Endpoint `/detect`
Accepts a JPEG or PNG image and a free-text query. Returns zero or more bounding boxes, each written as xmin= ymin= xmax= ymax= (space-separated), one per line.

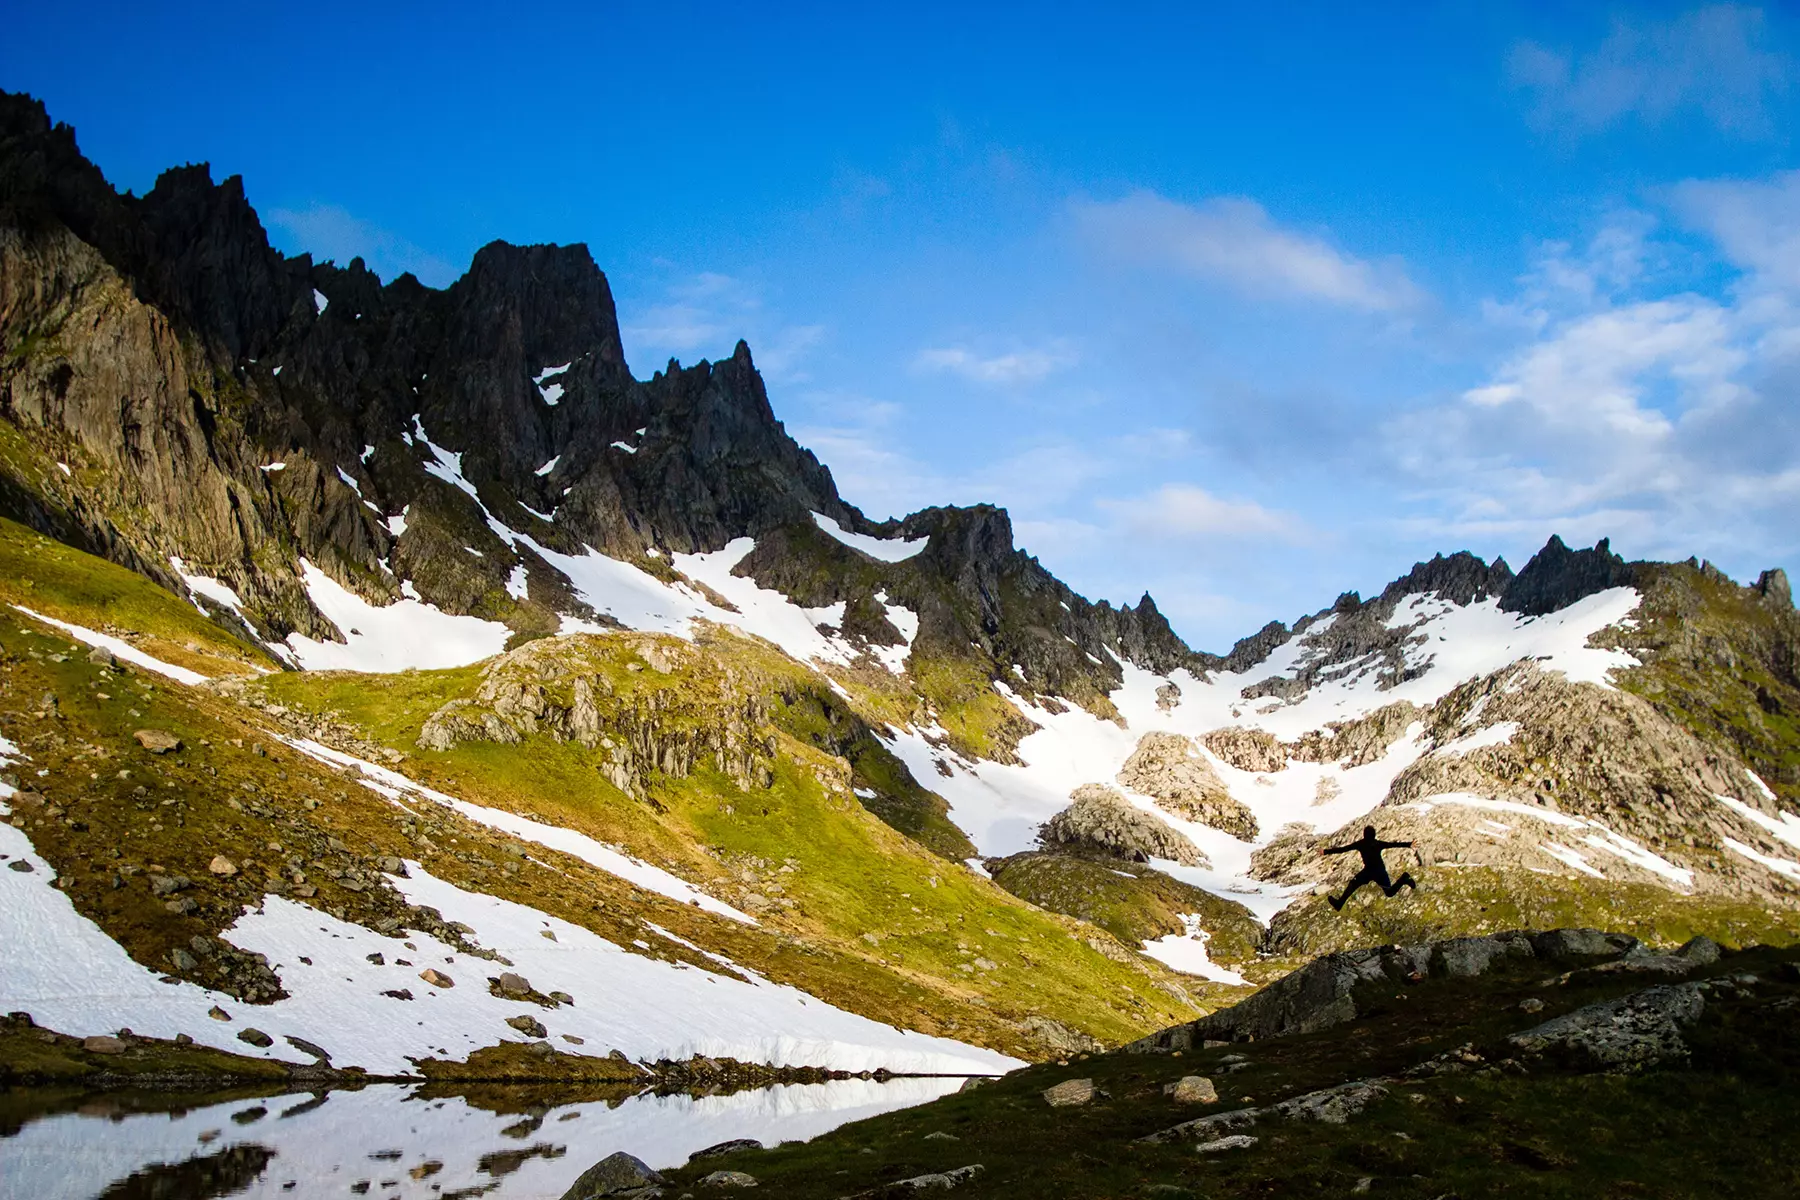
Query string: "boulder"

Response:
xmin=87 ymin=646 xmax=118 ymax=669
xmin=1430 ymin=932 xmax=1533 ymax=978
xmin=1528 ymin=928 xmax=1634 ymax=962
xmin=419 ymin=968 xmax=454 ymax=988
xmin=133 ymin=729 xmax=182 ymax=754
xmin=839 ymin=1165 xmax=984 ymax=1197
xmin=1164 ymin=1076 xmax=1218 ymax=1104
xmin=557 ymin=1151 xmax=664 ymax=1199
xmin=698 ymin=1171 xmax=758 ymax=1187
xmin=506 ymin=1014 xmax=548 ymax=1039
xmin=83 ymin=1035 xmax=127 ymax=1054
xmin=236 ymin=1028 xmax=273 ymax=1048
xmin=688 ymin=1140 xmax=762 ymax=1164
xmin=495 ymin=971 xmax=533 ymax=996
xmin=208 ymin=855 xmax=238 ymax=876
xmin=1043 ymin=1078 xmax=1096 ymax=1107
xmin=1195 ymin=1134 xmax=1258 ymax=1154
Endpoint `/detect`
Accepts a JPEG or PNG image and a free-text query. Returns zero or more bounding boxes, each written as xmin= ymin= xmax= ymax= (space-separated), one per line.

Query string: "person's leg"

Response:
xmin=1382 ymin=872 xmax=1417 ymax=896
xmin=1330 ymin=869 xmax=1377 ymax=910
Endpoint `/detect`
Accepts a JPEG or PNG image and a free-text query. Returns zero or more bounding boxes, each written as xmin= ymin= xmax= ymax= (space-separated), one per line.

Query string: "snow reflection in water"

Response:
xmin=2 ymin=1076 xmax=964 ymax=1199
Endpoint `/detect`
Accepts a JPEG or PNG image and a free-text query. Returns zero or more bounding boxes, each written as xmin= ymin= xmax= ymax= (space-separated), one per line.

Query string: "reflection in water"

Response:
xmin=0 ymin=1076 xmax=963 ymax=1199
xmin=94 ymin=1144 xmax=276 ymax=1200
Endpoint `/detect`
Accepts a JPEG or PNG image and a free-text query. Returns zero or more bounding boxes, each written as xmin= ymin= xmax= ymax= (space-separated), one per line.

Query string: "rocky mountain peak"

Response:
xmin=1499 ymin=535 xmax=1636 ymax=616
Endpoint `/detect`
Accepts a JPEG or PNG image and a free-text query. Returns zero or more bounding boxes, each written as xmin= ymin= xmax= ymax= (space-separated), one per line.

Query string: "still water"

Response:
xmin=2 ymin=1076 xmax=963 ymax=1198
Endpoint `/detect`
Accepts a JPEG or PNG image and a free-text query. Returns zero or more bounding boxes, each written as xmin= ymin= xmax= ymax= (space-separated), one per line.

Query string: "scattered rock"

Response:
xmin=285 ymin=1036 xmax=331 ymax=1062
xmin=495 ymin=971 xmax=533 ymax=997
xmin=168 ymin=948 xmax=199 ymax=972
xmin=556 ymin=1150 xmax=663 ymax=1199
xmin=550 ymin=990 xmax=575 ymax=1005
xmin=419 ymin=968 xmax=454 ymax=988
xmin=381 ymin=989 xmax=414 ymax=1001
xmin=1164 ymin=1076 xmax=1218 ymax=1104
xmin=6 ymin=859 xmax=33 ymax=873
xmin=1195 ymin=1134 xmax=1258 ymax=1154
xmin=1043 ymin=1078 xmax=1096 ymax=1107
xmin=149 ymin=874 xmax=192 ymax=896
xmin=1518 ymin=997 xmax=1545 ymax=1013
xmin=922 ymin=1131 xmax=959 ymax=1141
xmin=83 ymin=1035 xmax=127 ymax=1054
xmin=133 ymin=729 xmax=182 ymax=754
xmin=87 ymin=646 xmax=118 ymax=669
xmin=208 ymin=856 xmax=238 ymax=876
xmin=208 ymin=1005 xmax=231 ymax=1021
xmin=698 ymin=1170 xmax=758 ymax=1187
xmin=506 ymin=1014 xmax=548 ymax=1038
xmin=688 ymin=1140 xmax=762 ymax=1164
xmin=164 ymin=897 xmax=198 ymax=915
xmin=236 ymin=1028 xmax=274 ymax=1048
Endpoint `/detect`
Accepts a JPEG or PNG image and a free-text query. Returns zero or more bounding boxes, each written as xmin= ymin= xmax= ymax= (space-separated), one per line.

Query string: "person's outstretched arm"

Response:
xmin=1322 ymin=844 xmax=1356 ymax=855
xmin=1375 ymin=839 xmax=1414 ymax=850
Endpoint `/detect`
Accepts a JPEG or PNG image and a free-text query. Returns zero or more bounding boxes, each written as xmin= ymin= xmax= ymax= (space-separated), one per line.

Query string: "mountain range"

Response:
xmin=2 ymin=89 xmax=1798 ymax=1095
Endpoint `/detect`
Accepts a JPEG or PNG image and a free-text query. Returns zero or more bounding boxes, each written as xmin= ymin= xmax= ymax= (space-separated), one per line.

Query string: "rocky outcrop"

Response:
xmin=417 ymin=633 xmax=777 ymax=796
xmin=1040 ymin=784 xmax=1206 ymax=866
xmin=1200 ymin=727 xmax=1286 ymax=773
xmin=1506 ymin=982 xmax=1707 ymax=1070
xmin=1116 ymin=732 xmax=1259 ymax=839
xmin=1128 ymin=928 xmax=1635 ymax=1051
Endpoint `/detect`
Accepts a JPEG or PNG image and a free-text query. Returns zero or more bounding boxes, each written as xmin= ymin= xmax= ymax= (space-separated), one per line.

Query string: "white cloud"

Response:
xmin=1670 ymin=170 xmax=1800 ymax=289
xmin=1387 ymin=202 xmax=1800 ymax=567
xmin=1098 ymin=484 xmax=1302 ymax=543
xmin=1071 ymin=190 xmax=1422 ymax=312
xmin=266 ymin=203 xmax=457 ymax=287
xmin=913 ymin=342 xmax=1077 ymax=385
xmin=1509 ymin=5 xmax=1791 ymax=136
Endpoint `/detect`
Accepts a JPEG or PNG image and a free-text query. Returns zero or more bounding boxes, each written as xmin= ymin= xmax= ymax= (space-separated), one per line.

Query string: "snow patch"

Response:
xmin=312 ymin=288 xmax=328 ymax=313
xmin=11 ymin=605 xmax=208 ymax=686
xmin=284 ymin=560 xmax=511 ymax=672
xmin=1140 ymin=915 xmax=1248 ymax=985
xmin=811 ymin=512 xmax=930 ymax=563
xmin=534 ymin=362 xmax=570 ymax=406
xmin=535 ymin=455 xmax=561 ymax=476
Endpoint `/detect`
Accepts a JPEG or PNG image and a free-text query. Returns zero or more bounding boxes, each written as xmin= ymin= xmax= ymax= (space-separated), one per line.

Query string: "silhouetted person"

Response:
xmin=1324 ymin=825 xmax=1417 ymax=910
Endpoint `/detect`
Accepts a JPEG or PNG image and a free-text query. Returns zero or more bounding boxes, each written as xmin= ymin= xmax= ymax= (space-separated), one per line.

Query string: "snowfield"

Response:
xmin=0 ymin=816 xmax=1018 ymax=1077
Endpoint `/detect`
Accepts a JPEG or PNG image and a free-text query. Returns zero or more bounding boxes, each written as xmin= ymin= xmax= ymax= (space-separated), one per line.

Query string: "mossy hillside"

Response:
xmin=1603 ymin=562 xmax=1800 ymax=806
xmin=987 ymin=851 xmax=1263 ymax=966
xmin=0 ymin=512 xmax=275 ymax=678
xmin=1266 ymin=864 xmax=1800 ymax=962
xmin=657 ymin=942 xmax=1800 ymax=1199
xmin=247 ymin=634 xmax=1211 ymax=1053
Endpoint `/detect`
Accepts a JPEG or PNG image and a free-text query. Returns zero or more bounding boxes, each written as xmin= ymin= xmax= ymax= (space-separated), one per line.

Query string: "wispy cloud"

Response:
xmin=1509 ymin=5 xmax=1791 ymax=136
xmin=620 ymin=270 xmax=825 ymax=383
xmin=265 ymin=203 xmax=457 ymax=287
xmin=913 ymin=341 xmax=1078 ymax=385
xmin=1071 ymin=190 xmax=1422 ymax=312
xmin=1099 ymin=483 xmax=1303 ymax=543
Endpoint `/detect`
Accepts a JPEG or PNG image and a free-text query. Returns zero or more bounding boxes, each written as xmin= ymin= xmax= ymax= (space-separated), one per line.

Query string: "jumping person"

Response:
xmin=1324 ymin=825 xmax=1417 ymax=910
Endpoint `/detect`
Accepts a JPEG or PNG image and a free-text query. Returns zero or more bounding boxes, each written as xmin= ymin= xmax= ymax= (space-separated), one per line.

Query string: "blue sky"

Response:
xmin=7 ymin=2 xmax=1799 ymax=648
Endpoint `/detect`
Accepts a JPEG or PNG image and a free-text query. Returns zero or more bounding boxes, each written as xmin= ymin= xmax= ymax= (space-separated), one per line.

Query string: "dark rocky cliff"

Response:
xmin=0 ymin=91 xmax=1209 ymax=698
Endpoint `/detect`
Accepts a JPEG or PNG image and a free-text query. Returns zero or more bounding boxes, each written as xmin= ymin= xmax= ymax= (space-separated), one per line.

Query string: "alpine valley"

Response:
xmin=3 ymin=92 xmax=1799 ymax=1198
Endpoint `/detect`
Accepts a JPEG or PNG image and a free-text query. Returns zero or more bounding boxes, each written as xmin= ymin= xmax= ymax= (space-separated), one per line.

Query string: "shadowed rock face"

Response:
xmin=1498 ymin=536 xmax=1637 ymax=616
